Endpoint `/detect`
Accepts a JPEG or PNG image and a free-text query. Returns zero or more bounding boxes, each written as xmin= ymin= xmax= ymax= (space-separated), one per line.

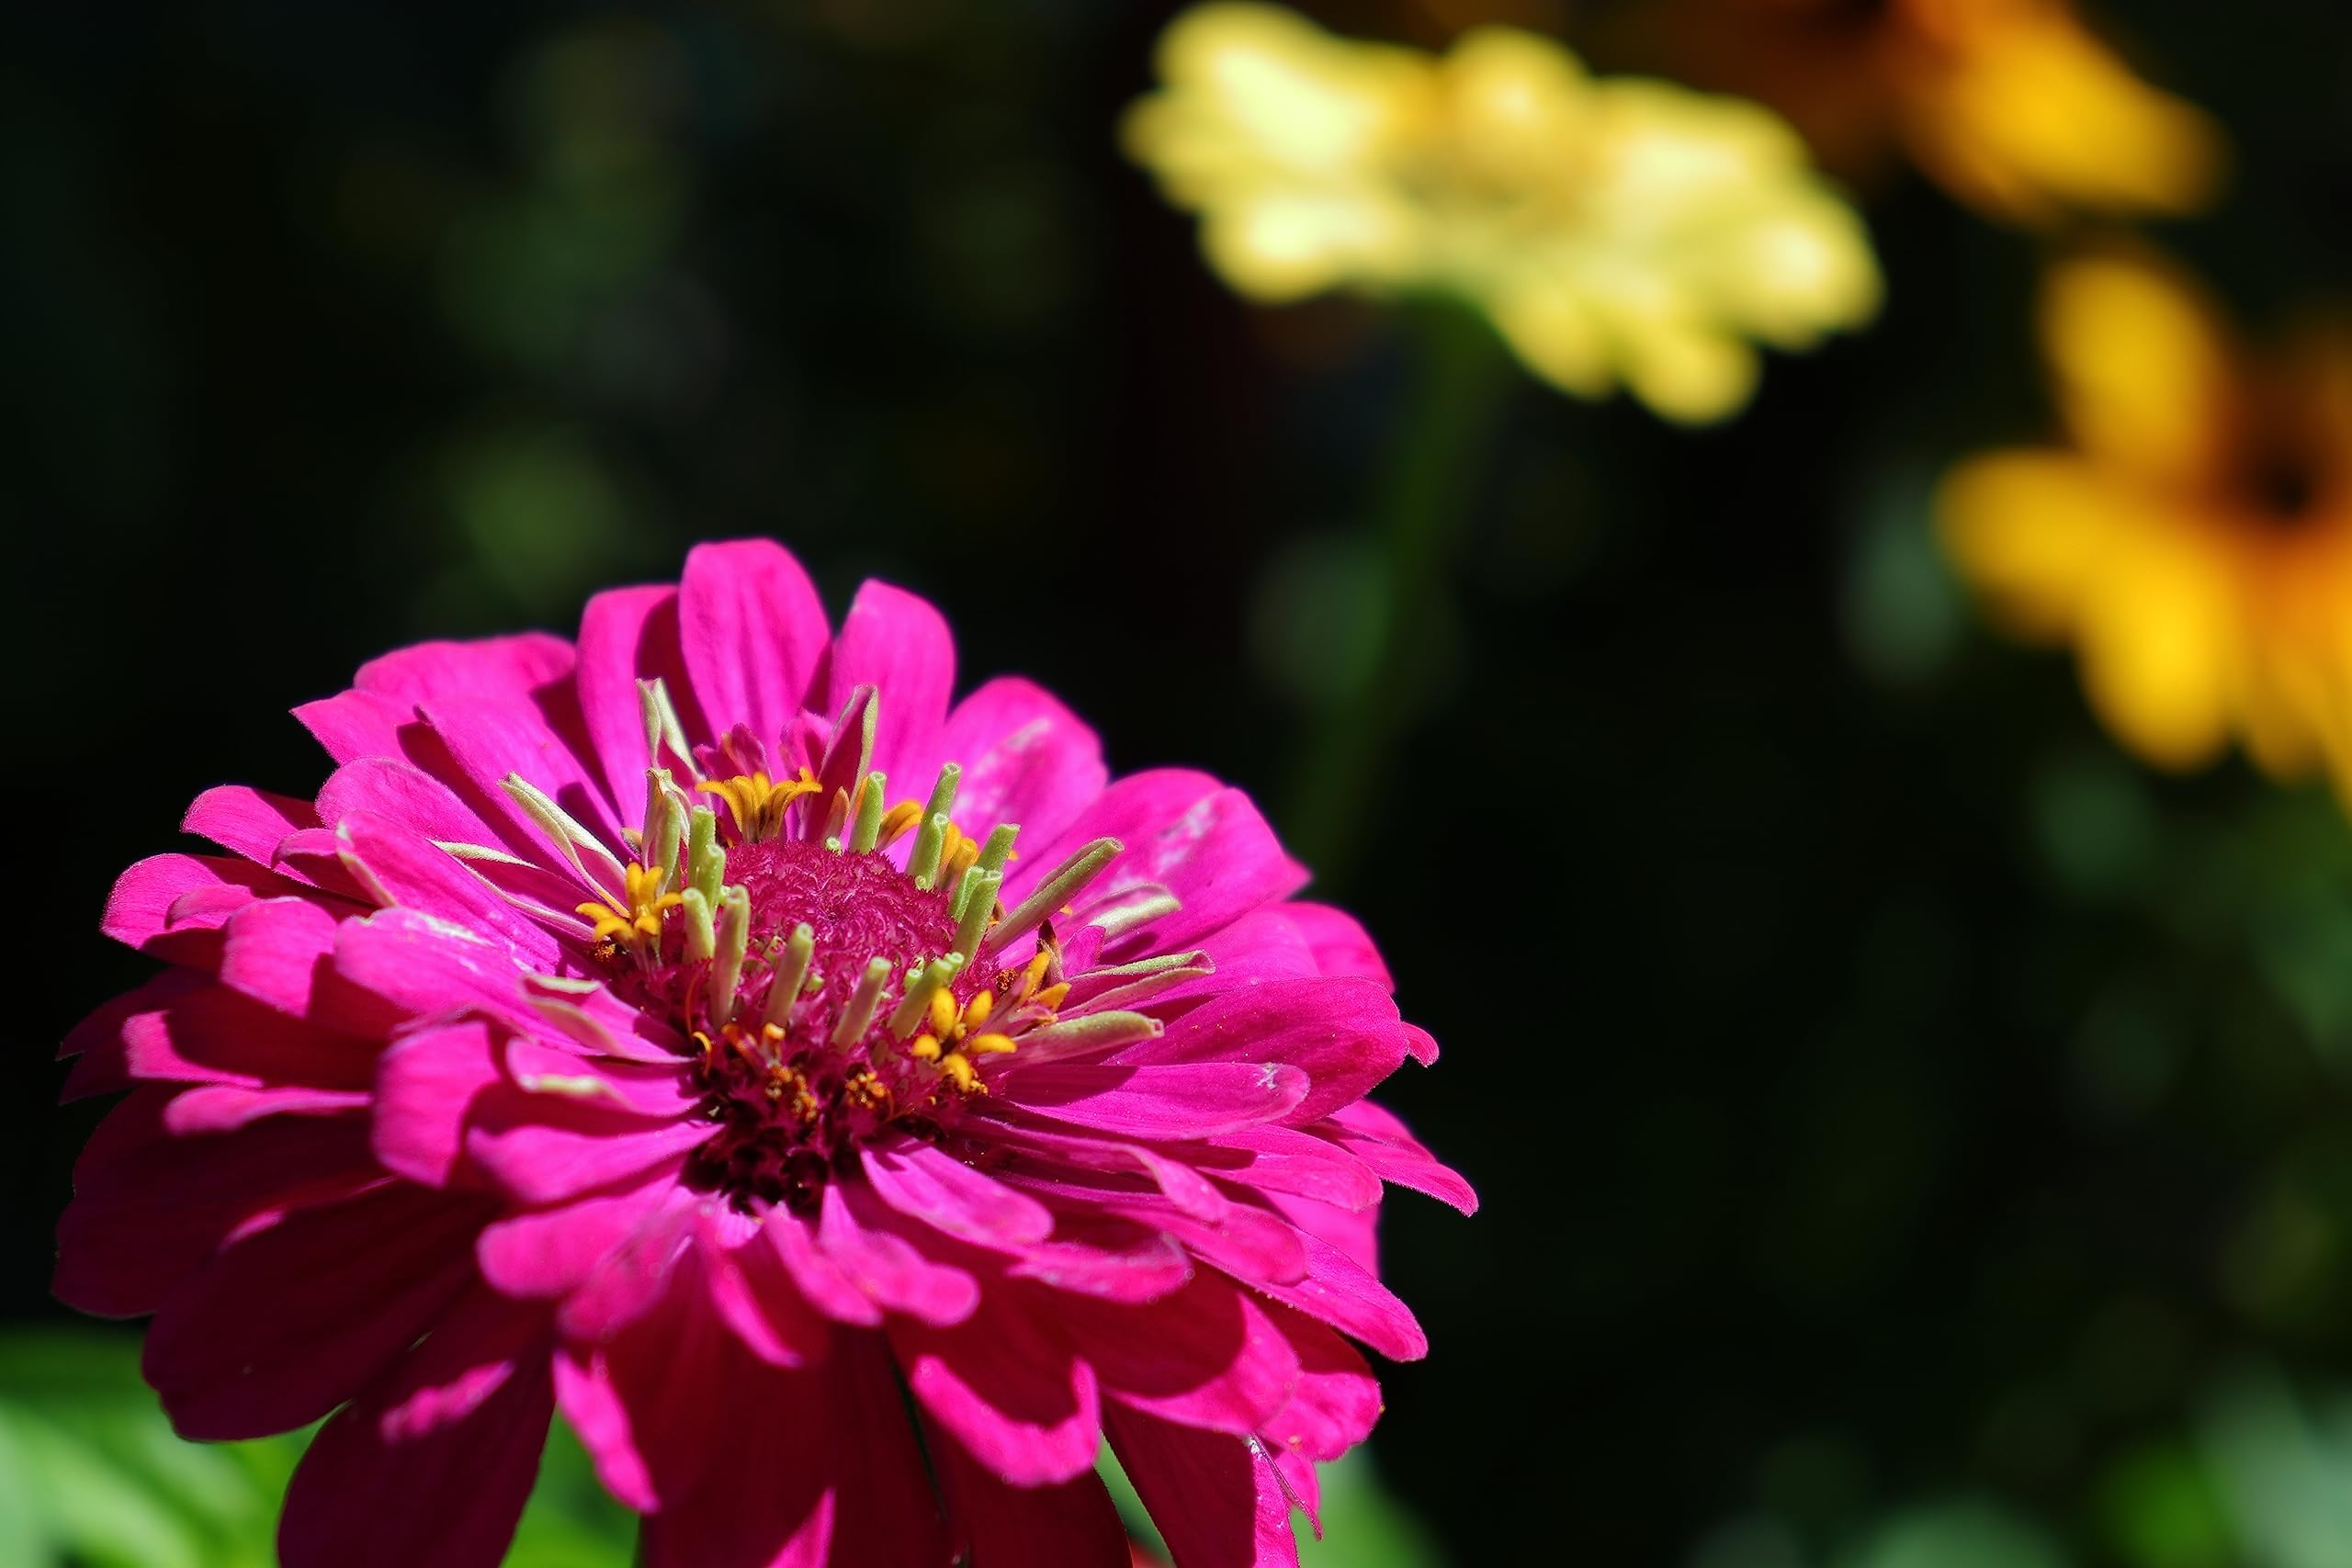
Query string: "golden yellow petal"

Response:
xmin=2075 ymin=520 xmax=2239 ymax=772
xmin=1934 ymin=451 xmax=2124 ymax=639
xmin=2038 ymin=252 xmax=2233 ymax=487
xmin=1902 ymin=5 xmax=2224 ymax=225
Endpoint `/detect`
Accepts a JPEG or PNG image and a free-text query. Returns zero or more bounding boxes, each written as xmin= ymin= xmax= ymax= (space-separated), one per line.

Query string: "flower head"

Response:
xmin=1939 ymin=253 xmax=2352 ymax=796
xmin=1639 ymin=0 xmax=2224 ymax=225
xmin=1121 ymin=3 xmax=1881 ymax=423
xmin=57 ymin=540 xmax=1472 ymax=1566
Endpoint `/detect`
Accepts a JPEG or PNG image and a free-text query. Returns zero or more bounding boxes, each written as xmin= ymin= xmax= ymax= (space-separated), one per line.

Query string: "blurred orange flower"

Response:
xmin=1632 ymin=0 xmax=2224 ymax=224
xmin=1939 ymin=253 xmax=2352 ymax=798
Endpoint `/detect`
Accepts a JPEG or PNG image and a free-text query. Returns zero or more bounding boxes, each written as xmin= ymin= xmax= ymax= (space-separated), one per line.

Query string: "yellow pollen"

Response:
xmin=1033 ymin=982 xmax=1070 ymax=1012
xmin=697 ymin=768 xmax=821 ymax=843
xmin=938 ymin=1052 xmax=981 ymax=1093
xmin=910 ymin=1033 xmax=943 ymax=1062
xmin=928 ymin=987 xmax=957 ymax=1039
xmin=1015 ymin=952 xmax=1052 ymax=1003
xmin=965 ymin=1032 xmax=1017 ymax=1056
xmin=963 ymin=989 xmax=993 ymax=1029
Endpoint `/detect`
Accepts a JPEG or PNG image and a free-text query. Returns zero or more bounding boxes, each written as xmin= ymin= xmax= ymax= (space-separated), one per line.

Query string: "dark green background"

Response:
xmin=7 ymin=2 xmax=2352 ymax=1562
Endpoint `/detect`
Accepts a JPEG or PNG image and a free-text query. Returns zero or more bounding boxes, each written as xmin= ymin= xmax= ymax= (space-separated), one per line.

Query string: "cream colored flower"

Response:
xmin=1122 ymin=4 xmax=1882 ymax=423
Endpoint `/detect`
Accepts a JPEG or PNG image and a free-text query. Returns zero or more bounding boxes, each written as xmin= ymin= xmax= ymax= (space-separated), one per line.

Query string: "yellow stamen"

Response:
xmin=928 ymin=987 xmax=957 ymax=1038
xmin=876 ymin=801 xmax=924 ymax=848
xmin=938 ymin=1052 xmax=980 ymax=1093
xmin=965 ymin=1032 xmax=1017 ymax=1056
xmin=963 ymin=989 xmax=993 ymax=1029
xmin=697 ymin=767 xmax=820 ymax=843
xmin=576 ymin=861 xmax=684 ymax=943
xmin=910 ymin=1033 xmax=942 ymax=1062
xmin=1033 ymin=981 xmax=1070 ymax=1012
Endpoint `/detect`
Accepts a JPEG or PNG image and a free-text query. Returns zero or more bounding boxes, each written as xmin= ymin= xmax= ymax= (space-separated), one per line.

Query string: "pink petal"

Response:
xmin=996 ymin=1062 xmax=1309 ymax=1141
xmin=928 ymin=1415 xmax=1130 ymax=1567
xmin=316 ymin=756 xmax=503 ymax=848
xmin=860 ymin=1138 xmax=1054 ymax=1250
xmin=815 ymin=1180 xmax=980 ymax=1326
xmin=762 ymin=1208 xmax=884 ymax=1326
xmin=1065 ymin=1274 xmax=1299 ymax=1435
xmin=700 ymin=1218 xmax=827 ymax=1368
xmin=374 ymin=1021 xmax=503 ymax=1187
xmin=144 ymin=1181 xmax=490 ymax=1439
xmin=102 ymin=852 xmax=311 ymax=962
xmin=890 ymin=1284 xmax=1102 ymax=1486
xmin=824 ymin=580 xmax=955 ymax=791
xmin=933 ymin=677 xmax=1108 ymax=848
xmin=1004 ymin=1221 xmax=1197 ymax=1304
xmin=1102 ymin=1406 xmax=1301 ymax=1568
xmin=464 ymin=1102 xmax=708 ymax=1207
xmin=574 ymin=583 xmax=695 ymax=810
xmin=182 ymin=785 xmax=320 ymax=865
xmin=1200 ymin=1126 xmax=1382 ymax=1212
xmin=475 ymin=1170 xmax=674 ymax=1302
xmin=1318 ymin=1101 xmax=1477 ymax=1215
xmin=330 ymin=903 xmax=541 ymax=1030
xmin=293 ymin=686 xmax=415 ymax=767
xmin=677 ymin=538 xmax=829 ymax=747
xmin=63 ymin=980 xmax=372 ymax=1102
xmin=277 ymin=1287 xmax=556 ymax=1568
xmin=54 ymin=1089 xmax=378 ymax=1319
xmin=1015 ymin=771 xmax=1308 ymax=958
xmin=501 ymin=1037 xmax=695 ymax=1118
xmin=1232 ymin=1228 xmax=1426 ymax=1364
xmin=1123 ymin=979 xmax=1413 ymax=1127
xmin=1259 ymin=1306 xmax=1382 ymax=1462
xmin=356 ymin=632 xmax=574 ymax=705
xmin=1281 ymin=902 xmax=1392 ymax=988
xmin=217 ymin=897 xmax=404 ymax=1036
xmin=552 ymin=1185 xmax=701 ymax=1343
xmin=162 ymin=1084 xmax=371 ymax=1134
xmin=416 ymin=694 xmax=626 ymax=868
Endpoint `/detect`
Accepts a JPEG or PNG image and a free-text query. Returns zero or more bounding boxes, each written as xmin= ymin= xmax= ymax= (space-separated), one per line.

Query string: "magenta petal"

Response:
xmin=678 ymin=538 xmax=829 ymax=747
xmin=825 ymin=580 xmax=955 ymax=789
xmin=316 ymin=756 xmax=501 ymax=848
xmin=1203 ymin=1126 xmax=1383 ymax=1212
xmin=277 ymin=1287 xmax=555 ymax=1568
xmin=815 ymin=1180 xmax=980 ymax=1326
xmin=553 ymin=1185 xmax=700 ymax=1342
xmin=763 ymin=1209 xmax=885 ymax=1326
xmin=465 ymin=1104 xmax=707 ymax=1207
xmin=1065 ymin=1275 xmax=1299 ymax=1436
xmin=500 ymin=1037 xmax=695 ymax=1118
xmin=575 ymin=583 xmax=693 ymax=809
xmin=1127 ymin=979 xmax=1413 ymax=1127
xmin=356 ymin=632 xmax=575 ymax=705
xmin=330 ymin=903 xmax=541 ymax=1029
xmin=375 ymin=1021 xmax=502 ymax=1187
xmin=1281 ymin=902 xmax=1392 ymax=988
xmin=1102 ymin=1405 xmax=1301 ymax=1568
xmin=997 ymin=1062 xmax=1310 ymax=1140
xmin=928 ymin=1415 xmax=1130 ymax=1568
xmin=103 ymin=852 xmax=310 ymax=960
xmin=1017 ymin=771 xmax=1308 ymax=956
xmin=162 ymin=1084 xmax=371 ymax=1134
xmin=860 ymin=1139 xmax=1055 ymax=1250
xmin=1319 ymin=1100 xmax=1478 ymax=1215
xmin=217 ymin=897 xmax=404 ymax=1036
xmin=64 ymin=981 xmax=372 ymax=1101
xmin=416 ymin=693 xmax=627 ymax=864
xmin=475 ymin=1171 xmax=672 ymax=1301
xmin=933 ymin=677 xmax=1108 ymax=850
xmin=143 ymin=1181 xmax=489 ymax=1439
xmin=1236 ymin=1228 xmax=1427 ymax=1363
xmin=54 ymin=1089 xmax=378 ymax=1319
xmin=1259 ymin=1306 xmax=1382 ymax=1462
xmin=293 ymin=686 xmax=415 ymax=767
xmin=891 ymin=1285 xmax=1102 ymax=1487
xmin=701 ymin=1219 xmax=827 ymax=1368
xmin=182 ymin=785 xmax=321 ymax=866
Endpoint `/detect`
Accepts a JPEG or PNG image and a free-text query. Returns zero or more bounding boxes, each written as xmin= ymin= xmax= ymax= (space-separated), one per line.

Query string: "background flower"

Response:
xmin=1123 ymin=3 xmax=1881 ymax=423
xmin=1624 ymin=0 xmax=2225 ymax=223
xmin=1939 ymin=250 xmax=2352 ymax=799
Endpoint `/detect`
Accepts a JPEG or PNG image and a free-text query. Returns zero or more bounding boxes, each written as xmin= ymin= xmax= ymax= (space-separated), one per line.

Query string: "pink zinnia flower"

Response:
xmin=57 ymin=539 xmax=1472 ymax=1567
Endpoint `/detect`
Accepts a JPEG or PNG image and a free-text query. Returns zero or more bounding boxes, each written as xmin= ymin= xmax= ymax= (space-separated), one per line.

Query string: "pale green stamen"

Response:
xmin=831 ymin=957 xmax=893 ymax=1046
xmin=851 ymin=772 xmax=888 ymax=853
xmin=987 ymin=837 xmax=1123 ymax=953
xmin=763 ymin=923 xmax=816 ymax=1029
xmin=949 ymin=869 xmax=1001 ymax=961
xmin=687 ymin=807 xmax=725 ymax=908
xmin=709 ymin=886 xmax=751 ymax=1024
xmin=680 ymin=886 xmax=716 ymax=962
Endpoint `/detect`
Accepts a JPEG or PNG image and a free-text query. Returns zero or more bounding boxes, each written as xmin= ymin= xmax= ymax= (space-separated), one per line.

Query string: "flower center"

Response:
xmin=559 ymin=693 xmax=1117 ymax=1213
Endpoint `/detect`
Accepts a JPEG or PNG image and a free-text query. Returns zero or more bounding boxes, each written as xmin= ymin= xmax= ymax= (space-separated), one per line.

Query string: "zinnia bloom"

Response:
xmin=1632 ymin=0 xmax=2223 ymax=225
xmin=56 ymin=539 xmax=1472 ymax=1566
xmin=1121 ymin=3 xmax=1881 ymax=423
xmin=1939 ymin=253 xmax=2352 ymax=797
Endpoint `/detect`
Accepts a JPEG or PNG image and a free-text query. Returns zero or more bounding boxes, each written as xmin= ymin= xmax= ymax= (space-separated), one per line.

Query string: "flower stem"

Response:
xmin=1283 ymin=299 xmax=1512 ymax=885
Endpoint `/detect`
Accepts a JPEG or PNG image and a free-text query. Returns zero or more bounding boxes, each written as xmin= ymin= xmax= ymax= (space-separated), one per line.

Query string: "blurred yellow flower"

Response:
xmin=1939 ymin=253 xmax=2352 ymax=799
xmin=1120 ymin=3 xmax=1880 ymax=423
xmin=1633 ymin=0 xmax=2224 ymax=226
